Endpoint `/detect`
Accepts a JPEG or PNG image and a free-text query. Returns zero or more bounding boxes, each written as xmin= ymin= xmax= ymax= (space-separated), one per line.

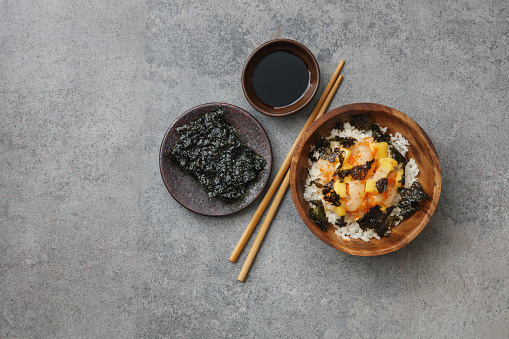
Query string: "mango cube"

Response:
xmin=395 ymin=168 xmax=404 ymax=187
xmin=341 ymin=162 xmax=353 ymax=171
xmin=378 ymin=157 xmax=398 ymax=172
xmin=333 ymin=205 xmax=346 ymax=217
xmin=333 ymin=180 xmax=347 ymax=198
xmin=339 ymin=147 xmax=352 ymax=164
xmin=365 ymin=179 xmax=378 ymax=193
xmin=370 ymin=142 xmax=388 ymax=159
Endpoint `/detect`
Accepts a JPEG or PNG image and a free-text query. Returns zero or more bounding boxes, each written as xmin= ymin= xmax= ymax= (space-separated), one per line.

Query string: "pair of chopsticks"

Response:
xmin=230 ymin=60 xmax=346 ymax=281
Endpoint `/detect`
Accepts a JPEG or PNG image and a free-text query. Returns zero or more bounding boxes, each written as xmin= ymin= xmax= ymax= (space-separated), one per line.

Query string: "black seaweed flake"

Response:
xmin=397 ymin=181 xmax=430 ymax=218
xmin=309 ymin=200 xmax=329 ymax=231
xmin=322 ymin=179 xmax=335 ymax=195
xmin=385 ymin=214 xmax=401 ymax=230
xmin=376 ymin=178 xmax=388 ymax=193
xmin=322 ymin=180 xmax=341 ymax=206
xmin=358 ymin=205 xmax=395 ymax=237
xmin=390 ymin=144 xmax=407 ymax=167
xmin=309 ymin=137 xmax=356 ymax=161
xmin=350 ymin=115 xmax=390 ymax=144
xmin=350 ymin=114 xmax=371 ymax=130
xmin=358 ymin=206 xmax=382 ymax=231
xmin=323 ymin=148 xmax=345 ymax=164
xmin=331 ymin=136 xmax=356 ymax=148
xmin=324 ymin=190 xmax=341 ymax=206
xmin=334 ymin=121 xmax=345 ymax=131
xmin=170 ymin=110 xmax=265 ymax=203
xmin=349 ymin=159 xmax=375 ymax=180
xmin=335 ymin=216 xmax=346 ymax=228
xmin=336 ymin=159 xmax=375 ymax=181
xmin=310 ymin=179 xmax=324 ymax=188
xmin=309 ymin=137 xmax=328 ymax=161
xmin=370 ymin=124 xmax=391 ymax=143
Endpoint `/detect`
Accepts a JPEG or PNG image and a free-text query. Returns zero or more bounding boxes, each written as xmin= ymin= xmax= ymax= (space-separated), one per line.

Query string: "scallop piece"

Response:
xmin=345 ymin=180 xmax=366 ymax=212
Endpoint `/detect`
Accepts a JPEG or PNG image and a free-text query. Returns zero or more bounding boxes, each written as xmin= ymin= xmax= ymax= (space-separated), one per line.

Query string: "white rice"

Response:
xmin=303 ymin=122 xmax=420 ymax=242
xmin=405 ymin=158 xmax=419 ymax=187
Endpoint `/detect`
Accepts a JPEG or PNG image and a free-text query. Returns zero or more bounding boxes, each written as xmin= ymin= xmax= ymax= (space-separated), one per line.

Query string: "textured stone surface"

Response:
xmin=1 ymin=0 xmax=508 ymax=338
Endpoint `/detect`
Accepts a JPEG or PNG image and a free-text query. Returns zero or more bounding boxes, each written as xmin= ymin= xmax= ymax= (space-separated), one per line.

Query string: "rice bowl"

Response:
xmin=290 ymin=103 xmax=442 ymax=256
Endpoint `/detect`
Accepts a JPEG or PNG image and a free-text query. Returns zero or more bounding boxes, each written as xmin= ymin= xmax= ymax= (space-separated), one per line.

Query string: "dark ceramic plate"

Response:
xmin=159 ymin=103 xmax=273 ymax=216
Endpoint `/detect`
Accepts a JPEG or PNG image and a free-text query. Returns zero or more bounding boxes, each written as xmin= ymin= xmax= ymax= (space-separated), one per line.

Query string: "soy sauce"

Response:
xmin=251 ymin=51 xmax=310 ymax=108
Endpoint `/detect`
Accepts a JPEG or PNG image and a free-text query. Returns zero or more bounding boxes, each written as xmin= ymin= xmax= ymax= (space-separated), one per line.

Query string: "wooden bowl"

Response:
xmin=160 ymin=103 xmax=272 ymax=216
xmin=242 ymin=39 xmax=320 ymax=117
xmin=290 ymin=103 xmax=442 ymax=256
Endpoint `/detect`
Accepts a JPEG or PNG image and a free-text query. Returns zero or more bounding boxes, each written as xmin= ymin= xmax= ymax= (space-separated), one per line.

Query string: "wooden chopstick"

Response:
xmin=229 ymin=60 xmax=345 ymax=263
xmin=237 ymin=72 xmax=344 ymax=282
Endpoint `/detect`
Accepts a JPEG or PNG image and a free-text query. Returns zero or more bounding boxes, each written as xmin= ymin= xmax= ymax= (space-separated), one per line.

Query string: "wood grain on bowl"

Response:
xmin=289 ymin=103 xmax=442 ymax=256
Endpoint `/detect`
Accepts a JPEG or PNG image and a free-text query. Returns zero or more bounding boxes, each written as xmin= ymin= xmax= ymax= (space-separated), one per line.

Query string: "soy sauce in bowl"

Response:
xmin=251 ymin=51 xmax=310 ymax=108
xmin=242 ymin=39 xmax=320 ymax=117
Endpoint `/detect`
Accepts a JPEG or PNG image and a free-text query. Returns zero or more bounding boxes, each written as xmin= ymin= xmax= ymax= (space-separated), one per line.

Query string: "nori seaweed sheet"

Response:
xmin=309 ymin=136 xmax=356 ymax=162
xmin=335 ymin=159 xmax=375 ymax=181
xmin=397 ymin=181 xmax=430 ymax=218
xmin=309 ymin=200 xmax=329 ymax=231
xmin=335 ymin=216 xmax=346 ymax=228
xmin=170 ymin=110 xmax=266 ymax=203
xmin=324 ymin=190 xmax=341 ymax=206
xmin=322 ymin=179 xmax=341 ymax=206
xmin=376 ymin=178 xmax=388 ymax=193
xmin=358 ymin=205 xmax=395 ymax=236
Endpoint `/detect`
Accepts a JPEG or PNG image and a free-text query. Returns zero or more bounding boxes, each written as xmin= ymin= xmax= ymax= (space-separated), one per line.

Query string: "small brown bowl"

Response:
xmin=290 ymin=103 xmax=442 ymax=256
xmin=242 ymin=39 xmax=320 ymax=117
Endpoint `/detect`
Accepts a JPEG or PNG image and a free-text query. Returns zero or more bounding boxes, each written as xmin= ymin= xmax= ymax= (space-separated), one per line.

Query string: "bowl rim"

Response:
xmin=242 ymin=38 xmax=320 ymax=117
xmin=290 ymin=102 xmax=442 ymax=256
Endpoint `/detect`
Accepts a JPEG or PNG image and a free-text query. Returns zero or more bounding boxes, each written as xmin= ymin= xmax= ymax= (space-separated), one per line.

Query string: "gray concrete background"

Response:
xmin=1 ymin=0 xmax=508 ymax=338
